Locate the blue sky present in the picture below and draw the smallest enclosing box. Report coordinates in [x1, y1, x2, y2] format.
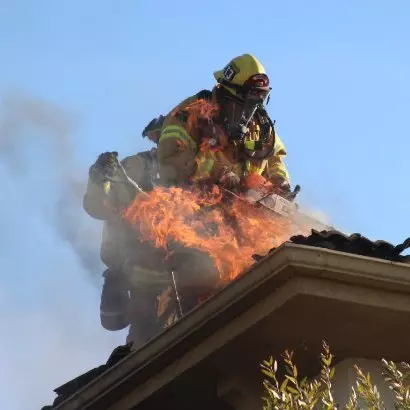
[1, 1, 410, 409]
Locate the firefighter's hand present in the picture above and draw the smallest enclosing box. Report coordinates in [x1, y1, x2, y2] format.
[218, 167, 241, 189]
[270, 176, 291, 195]
[90, 151, 119, 183]
[95, 151, 119, 176]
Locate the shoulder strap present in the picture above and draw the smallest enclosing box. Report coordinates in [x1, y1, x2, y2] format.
[256, 106, 276, 142]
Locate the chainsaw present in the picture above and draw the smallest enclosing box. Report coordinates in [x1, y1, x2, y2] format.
[221, 184, 332, 233]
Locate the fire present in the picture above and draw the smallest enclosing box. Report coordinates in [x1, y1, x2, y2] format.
[122, 185, 294, 282]
[122, 98, 303, 283]
[180, 98, 219, 134]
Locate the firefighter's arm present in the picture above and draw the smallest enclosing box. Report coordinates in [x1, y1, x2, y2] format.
[265, 133, 291, 188]
[83, 155, 146, 220]
[157, 123, 198, 185]
[83, 176, 114, 220]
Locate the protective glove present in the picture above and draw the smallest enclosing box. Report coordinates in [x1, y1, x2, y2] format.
[218, 167, 241, 189]
[270, 176, 291, 196]
[89, 151, 120, 185]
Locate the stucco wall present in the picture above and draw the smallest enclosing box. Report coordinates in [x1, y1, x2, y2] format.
[331, 358, 395, 409]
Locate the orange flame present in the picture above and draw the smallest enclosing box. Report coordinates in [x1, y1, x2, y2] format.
[122, 185, 294, 282]
[181, 98, 219, 135]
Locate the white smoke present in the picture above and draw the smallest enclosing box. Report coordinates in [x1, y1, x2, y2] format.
[0, 91, 102, 277]
[296, 203, 334, 230]
[0, 91, 124, 410]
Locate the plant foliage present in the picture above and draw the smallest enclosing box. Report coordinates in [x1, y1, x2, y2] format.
[261, 341, 410, 409]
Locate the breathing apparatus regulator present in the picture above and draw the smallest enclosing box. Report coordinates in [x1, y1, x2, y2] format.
[217, 75, 275, 160]
[229, 75, 271, 140]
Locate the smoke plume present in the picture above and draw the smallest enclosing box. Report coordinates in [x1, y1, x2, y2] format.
[0, 91, 102, 278]
[0, 91, 122, 410]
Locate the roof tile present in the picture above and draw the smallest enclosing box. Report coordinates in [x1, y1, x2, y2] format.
[253, 230, 410, 263]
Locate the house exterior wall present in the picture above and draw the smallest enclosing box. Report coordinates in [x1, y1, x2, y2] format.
[331, 358, 395, 409]
[217, 358, 398, 410]
[217, 372, 265, 410]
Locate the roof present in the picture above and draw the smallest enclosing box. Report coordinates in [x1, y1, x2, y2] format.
[45, 240, 410, 410]
[254, 229, 410, 263]
[41, 345, 133, 409]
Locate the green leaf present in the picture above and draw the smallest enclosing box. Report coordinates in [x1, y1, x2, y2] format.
[262, 369, 275, 379]
[287, 386, 299, 395]
[300, 376, 308, 388]
[285, 375, 298, 386]
[280, 378, 289, 392]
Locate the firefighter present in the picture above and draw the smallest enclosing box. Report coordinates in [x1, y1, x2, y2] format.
[83, 118, 169, 348]
[156, 53, 291, 195]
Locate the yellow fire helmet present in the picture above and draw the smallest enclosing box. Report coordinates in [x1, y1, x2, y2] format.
[213, 54, 270, 98]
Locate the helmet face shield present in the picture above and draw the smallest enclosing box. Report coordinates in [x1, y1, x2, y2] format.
[244, 73, 270, 89]
[239, 74, 271, 123]
[243, 74, 271, 104]
[245, 87, 271, 105]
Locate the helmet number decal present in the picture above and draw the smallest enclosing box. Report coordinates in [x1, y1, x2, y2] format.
[223, 64, 238, 82]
